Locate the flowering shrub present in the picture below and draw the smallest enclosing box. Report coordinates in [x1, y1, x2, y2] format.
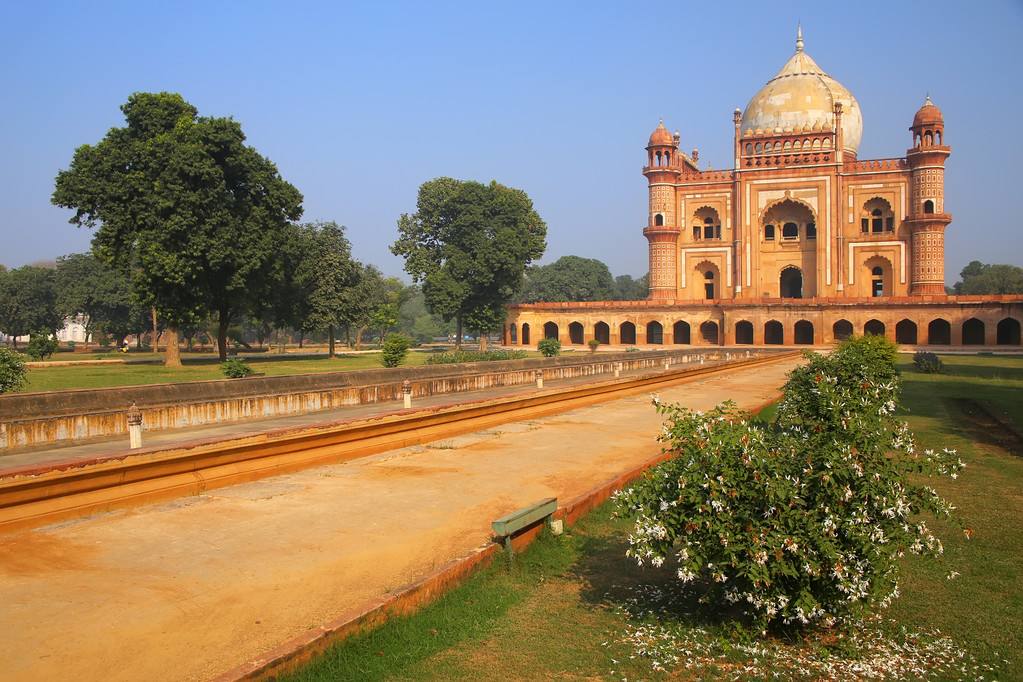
[615, 336, 965, 630]
[913, 351, 943, 373]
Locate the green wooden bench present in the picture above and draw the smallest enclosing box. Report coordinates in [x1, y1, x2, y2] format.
[491, 497, 558, 556]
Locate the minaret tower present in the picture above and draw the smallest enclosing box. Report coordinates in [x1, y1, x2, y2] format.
[905, 96, 952, 295]
[643, 120, 681, 299]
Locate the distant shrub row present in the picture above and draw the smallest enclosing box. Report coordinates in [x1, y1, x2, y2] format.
[426, 349, 529, 365]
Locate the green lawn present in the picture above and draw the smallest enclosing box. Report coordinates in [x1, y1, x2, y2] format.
[284, 353, 1022, 681]
[20, 352, 434, 393]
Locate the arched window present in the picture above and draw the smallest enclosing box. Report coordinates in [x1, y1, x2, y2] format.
[765, 224, 775, 240]
[693, 224, 701, 240]
[654, 213, 664, 226]
[862, 198, 895, 235]
[693, 206, 721, 241]
[665, 151, 671, 165]
[794, 320, 814, 345]
[510, 323, 518, 344]
[833, 319, 853, 341]
[655, 151, 662, 166]
[735, 321, 753, 344]
[923, 200, 935, 214]
[927, 319, 951, 345]
[864, 319, 885, 337]
[521, 323, 530, 345]
[924, 131, 933, 145]
[594, 321, 610, 345]
[780, 267, 803, 299]
[704, 216, 721, 240]
[871, 208, 883, 233]
[871, 266, 884, 297]
[806, 222, 816, 239]
[997, 318, 1021, 345]
[543, 322, 559, 340]
[962, 318, 985, 345]
[703, 270, 715, 299]
[782, 222, 798, 239]
[745, 143, 753, 155]
[755, 142, 762, 153]
[646, 321, 663, 344]
[764, 320, 784, 344]
[673, 320, 691, 344]
[619, 321, 636, 345]
[936, 130, 942, 145]
[895, 319, 918, 344]
[568, 322, 584, 345]
[699, 321, 718, 344]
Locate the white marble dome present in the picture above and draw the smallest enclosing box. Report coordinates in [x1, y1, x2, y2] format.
[740, 28, 863, 154]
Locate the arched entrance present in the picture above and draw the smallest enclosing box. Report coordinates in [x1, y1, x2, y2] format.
[594, 321, 610, 345]
[543, 322, 559, 340]
[833, 319, 853, 341]
[699, 321, 718, 344]
[646, 321, 663, 344]
[780, 267, 803, 299]
[673, 321, 691, 344]
[864, 320, 885, 337]
[568, 322, 584, 345]
[962, 318, 985, 345]
[997, 318, 1021, 345]
[927, 319, 950, 345]
[794, 320, 814, 345]
[620, 321, 636, 345]
[521, 323, 530, 345]
[509, 323, 517, 344]
[735, 321, 753, 344]
[895, 319, 918, 344]
[764, 320, 784, 344]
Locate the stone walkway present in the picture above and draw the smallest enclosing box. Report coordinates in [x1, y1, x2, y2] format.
[0, 356, 802, 682]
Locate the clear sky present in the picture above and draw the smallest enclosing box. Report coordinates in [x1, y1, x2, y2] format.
[3, 1, 1022, 284]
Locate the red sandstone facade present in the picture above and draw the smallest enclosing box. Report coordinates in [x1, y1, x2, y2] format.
[505, 28, 1023, 348]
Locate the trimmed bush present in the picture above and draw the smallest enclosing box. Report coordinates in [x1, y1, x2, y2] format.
[588, 339, 600, 353]
[381, 333, 412, 368]
[26, 333, 59, 361]
[426, 349, 528, 365]
[913, 351, 943, 373]
[537, 338, 561, 357]
[0, 348, 27, 393]
[221, 358, 254, 378]
[616, 335, 964, 630]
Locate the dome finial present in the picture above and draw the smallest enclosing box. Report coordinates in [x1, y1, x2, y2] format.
[924, 93, 933, 106]
[795, 22, 804, 52]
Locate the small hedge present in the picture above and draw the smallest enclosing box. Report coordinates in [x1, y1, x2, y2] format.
[426, 349, 528, 365]
[0, 348, 27, 393]
[537, 338, 561, 357]
[616, 335, 964, 630]
[381, 333, 412, 368]
[221, 358, 254, 378]
[913, 351, 943, 373]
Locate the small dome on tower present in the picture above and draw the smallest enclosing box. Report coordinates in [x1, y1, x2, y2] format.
[648, 119, 674, 146]
[912, 95, 943, 128]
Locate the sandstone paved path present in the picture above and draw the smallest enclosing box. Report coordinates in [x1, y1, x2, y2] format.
[0, 356, 801, 681]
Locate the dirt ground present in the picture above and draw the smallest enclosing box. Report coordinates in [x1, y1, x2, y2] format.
[0, 357, 801, 681]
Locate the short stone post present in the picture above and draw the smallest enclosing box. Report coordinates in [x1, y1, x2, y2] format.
[126, 402, 143, 450]
[402, 379, 412, 409]
[700, 356, 705, 365]
[534, 369, 544, 389]
[614, 362, 622, 377]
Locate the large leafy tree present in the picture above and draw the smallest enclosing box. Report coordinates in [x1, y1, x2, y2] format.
[392, 178, 546, 349]
[952, 260, 1023, 295]
[55, 252, 147, 345]
[299, 222, 360, 357]
[0, 266, 60, 347]
[613, 273, 650, 301]
[517, 255, 616, 303]
[52, 92, 303, 365]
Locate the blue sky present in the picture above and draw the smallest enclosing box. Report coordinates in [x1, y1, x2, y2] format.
[3, 1, 1022, 284]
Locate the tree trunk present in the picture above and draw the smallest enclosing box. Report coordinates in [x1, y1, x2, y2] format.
[345, 326, 351, 348]
[217, 310, 231, 362]
[455, 316, 463, 350]
[298, 330, 304, 349]
[163, 327, 182, 367]
[479, 332, 488, 352]
[328, 325, 336, 357]
[151, 307, 159, 352]
[355, 326, 367, 351]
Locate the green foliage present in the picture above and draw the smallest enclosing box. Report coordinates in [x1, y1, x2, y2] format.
[381, 333, 412, 367]
[0, 347, 27, 393]
[616, 336, 964, 630]
[588, 338, 600, 352]
[220, 358, 254, 379]
[537, 338, 561, 357]
[613, 273, 650, 300]
[425, 349, 528, 365]
[952, 260, 1023, 295]
[625, 347, 639, 352]
[0, 265, 60, 341]
[913, 351, 944, 373]
[55, 252, 146, 344]
[52, 92, 304, 361]
[517, 255, 615, 303]
[392, 177, 547, 338]
[25, 333, 59, 361]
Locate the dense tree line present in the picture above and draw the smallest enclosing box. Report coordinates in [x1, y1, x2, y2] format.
[952, 260, 1023, 295]
[516, 255, 649, 303]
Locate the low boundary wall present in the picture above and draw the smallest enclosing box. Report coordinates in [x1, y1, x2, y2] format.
[0, 349, 763, 452]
